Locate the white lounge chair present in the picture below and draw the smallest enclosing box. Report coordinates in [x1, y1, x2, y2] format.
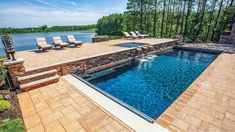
[135, 31, 149, 38]
[67, 35, 83, 47]
[130, 31, 140, 39]
[52, 36, 69, 48]
[36, 37, 52, 51]
[123, 32, 138, 39]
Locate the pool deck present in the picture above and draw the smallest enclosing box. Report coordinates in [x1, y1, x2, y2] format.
[15, 38, 175, 70]
[18, 78, 134, 132]
[15, 40, 235, 132]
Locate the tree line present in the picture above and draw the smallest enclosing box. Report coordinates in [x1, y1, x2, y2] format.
[0, 24, 96, 35]
[96, 0, 235, 43]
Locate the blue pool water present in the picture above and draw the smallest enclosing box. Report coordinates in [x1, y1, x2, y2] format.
[87, 49, 218, 119]
[117, 43, 146, 48]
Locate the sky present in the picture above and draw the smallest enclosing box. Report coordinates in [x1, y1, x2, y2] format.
[0, 0, 128, 28]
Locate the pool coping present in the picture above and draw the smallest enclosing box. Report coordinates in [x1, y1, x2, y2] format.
[63, 75, 168, 132]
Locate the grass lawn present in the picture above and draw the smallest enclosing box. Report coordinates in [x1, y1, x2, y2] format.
[0, 118, 24, 132]
[108, 35, 122, 40]
[96, 35, 122, 40]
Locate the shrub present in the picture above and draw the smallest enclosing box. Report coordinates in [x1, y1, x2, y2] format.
[0, 95, 4, 100]
[0, 65, 7, 82]
[0, 100, 11, 112]
[0, 118, 24, 132]
[1, 86, 13, 91]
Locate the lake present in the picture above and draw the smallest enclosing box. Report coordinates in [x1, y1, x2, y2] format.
[0, 30, 96, 56]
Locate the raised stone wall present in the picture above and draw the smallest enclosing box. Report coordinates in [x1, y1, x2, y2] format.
[25, 42, 175, 76]
[5, 41, 176, 88]
[92, 37, 110, 43]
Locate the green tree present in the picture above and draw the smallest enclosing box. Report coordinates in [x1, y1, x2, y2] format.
[95, 0, 235, 43]
[96, 14, 123, 35]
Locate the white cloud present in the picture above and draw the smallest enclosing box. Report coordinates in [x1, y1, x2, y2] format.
[0, 6, 102, 27]
[36, 0, 67, 11]
[0, 0, 128, 28]
[70, 2, 78, 6]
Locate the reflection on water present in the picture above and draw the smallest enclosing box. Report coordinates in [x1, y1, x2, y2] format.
[0, 30, 96, 56]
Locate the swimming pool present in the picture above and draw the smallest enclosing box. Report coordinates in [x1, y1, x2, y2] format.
[116, 43, 146, 48]
[81, 49, 218, 119]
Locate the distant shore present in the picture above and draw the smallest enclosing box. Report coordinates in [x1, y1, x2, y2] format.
[0, 24, 96, 35]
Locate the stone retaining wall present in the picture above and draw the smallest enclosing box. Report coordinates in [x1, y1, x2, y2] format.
[5, 41, 176, 88]
[25, 48, 139, 76]
[28, 42, 175, 75]
[92, 37, 110, 43]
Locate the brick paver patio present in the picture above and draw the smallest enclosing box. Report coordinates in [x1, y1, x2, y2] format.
[18, 78, 134, 132]
[156, 53, 235, 131]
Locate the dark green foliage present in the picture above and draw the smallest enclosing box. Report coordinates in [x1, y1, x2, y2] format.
[0, 65, 7, 82]
[0, 118, 24, 132]
[96, 0, 235, 43]
[0, 24, 96, 34]
[96, 14, 123, 35]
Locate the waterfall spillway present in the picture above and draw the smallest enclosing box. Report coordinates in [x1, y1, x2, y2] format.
[136, 45, 156, 58]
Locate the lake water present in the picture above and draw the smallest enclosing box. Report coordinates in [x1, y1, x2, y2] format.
[0, 30, 96, 56]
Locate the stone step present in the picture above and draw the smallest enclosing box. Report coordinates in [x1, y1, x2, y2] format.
[20, 75, 60, 92]
[17, 69, 57, 84]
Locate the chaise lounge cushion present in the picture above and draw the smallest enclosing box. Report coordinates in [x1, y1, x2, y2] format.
[135, 31, 149, 38]
[67, 35, 83, 46]
[52, 36, 69, 48]
[130, 31, 139, 38]
[36, 38, 52, 50]
[123, 32, 137, 39]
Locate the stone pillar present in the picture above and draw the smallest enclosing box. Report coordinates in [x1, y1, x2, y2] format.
[3, 58, 25, 87]
[230, 23, 235, 44]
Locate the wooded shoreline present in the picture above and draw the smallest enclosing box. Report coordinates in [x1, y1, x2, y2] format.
[0, 24, 96, 34]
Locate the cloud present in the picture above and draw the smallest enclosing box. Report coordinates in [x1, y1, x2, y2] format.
[35, 0, 67, 11]
[70, 2, 78, 6]
[0, 6, 102, 27]
[0, 0, 128, 28]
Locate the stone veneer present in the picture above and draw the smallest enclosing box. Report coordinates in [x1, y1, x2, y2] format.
[3, 58, 25, 87]
[4, 41, 176, 89]
[92, 37, 110, 43]
[219, 23, 235, 44]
